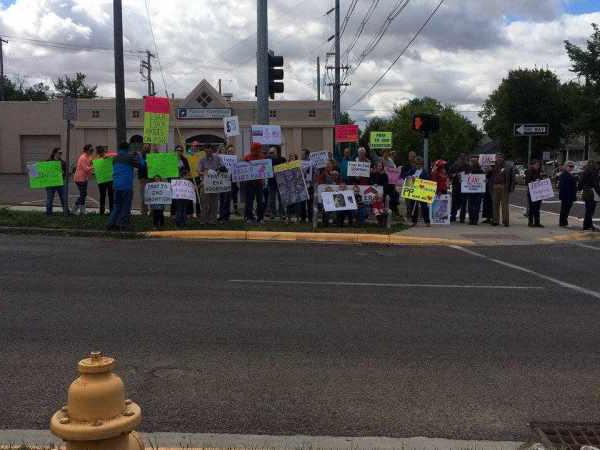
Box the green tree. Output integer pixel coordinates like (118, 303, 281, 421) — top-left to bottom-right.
(339, 111, 354, 125)
(1, 75, 51, 101)
(480, 68, 570, 160)
(53, 72, 97, 98)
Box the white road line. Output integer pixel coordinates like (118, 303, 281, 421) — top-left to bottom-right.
(574, 243, 600, 251)
(510, 203, 582, 222)
(450, 245, 600, 300)
(228, 280, 543, 290)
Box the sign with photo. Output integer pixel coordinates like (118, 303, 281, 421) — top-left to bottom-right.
(28, 161, 63, 189)
(231, 159, 274, 182)
(274, 160, 308, 207)
(301, 161, 314, 186)
(223, 116, 240, 137)
(251, 125, 282, 145)
(430, 194, 451, 225)
(318, 185, 383, 205)
(322, 190, 358, 212)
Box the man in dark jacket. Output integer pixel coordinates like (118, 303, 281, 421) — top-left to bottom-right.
(107, 142, 145, 231)
(449, 153, 468, 223)
(578, 160, 600, 231)
(466, 155, 485, 225)
(488, 153, 515, 227)
(558, 161, 577, 227)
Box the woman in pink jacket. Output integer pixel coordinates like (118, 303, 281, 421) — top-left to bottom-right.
(73, 144, 94, 215)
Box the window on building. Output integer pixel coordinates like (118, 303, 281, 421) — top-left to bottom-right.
(308, 109, 316, 118)
(132, 110, 140, 118)
(92, 111, 100, 118)
(269, 110, 277, 118)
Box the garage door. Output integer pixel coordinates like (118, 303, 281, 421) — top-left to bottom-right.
(20, 135, 61, 173)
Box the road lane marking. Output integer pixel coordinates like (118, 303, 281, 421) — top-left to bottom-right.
(574, 243, 600, 251)
(450, 245, 600, 300)
(228, 280, 543, 290)
(510, 203, 583, 222)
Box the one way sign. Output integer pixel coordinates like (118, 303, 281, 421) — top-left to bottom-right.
(514, 123, 549, 136)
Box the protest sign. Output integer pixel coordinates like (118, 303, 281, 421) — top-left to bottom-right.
(347, 161, 371, 178)
(322, 190, 358, 212)
(231, 159, 273, 182)
(528, 178, 554, 202)
(479, 154, 496, 169)
(223, 116, 240, 137)
(28, 161, 63, 189)
(335, 124, 359, 143)
(143, 96, 170, 144)
(301, 160, 314, 186)
(93, 158, 114, 184)
(461, 173, 486, 193)
(370, 131, 392, 149)
(171, 179, 197, 201)
(203, 172, 232, 194)
(430, 194, 452, 225)
(309, 150, 329, 169)
(401, 177, 437, 204)
(147, 152, 179, 178)
(275, 161, 308, 207)
(385, 167, 402, 185)
(218, 154, 238, 172)
(318, 185, 383, 205)
(144, 182, 172, 205)
(251, 125, 282, 145)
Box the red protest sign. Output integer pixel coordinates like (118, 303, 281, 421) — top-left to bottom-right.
(144, 96, 170, 114)
(335, 124, 359, 143)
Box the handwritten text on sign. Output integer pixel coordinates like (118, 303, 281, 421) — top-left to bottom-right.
(461, 173, 486, 193)
(144, 182, 172, 205)
(528, 178, 554, 202)
(171, 179, 197, 201)
(401, 178, 437, 204)
(309, 151, 329, 169)
(143, 97, 170, 145)
(203, 172, 232, 194)
(28, 161, 63, 189)
(347, 161, 371, 178)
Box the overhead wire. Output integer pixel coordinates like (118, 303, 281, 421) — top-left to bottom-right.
(342, 0, 380, 60)
(0, 35, 142, 56)
(340, 0, 360, 38)
(144, 0, 169, 96)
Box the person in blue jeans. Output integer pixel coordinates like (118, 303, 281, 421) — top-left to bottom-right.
(107, 142, 144, 231)
(45, 147, 68, 215)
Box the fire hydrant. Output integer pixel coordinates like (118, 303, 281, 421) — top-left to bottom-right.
(50, 352, 144, 450)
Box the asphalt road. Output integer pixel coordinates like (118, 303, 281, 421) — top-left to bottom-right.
(1, 235, 600, 441)
(511, 185, 598, 222)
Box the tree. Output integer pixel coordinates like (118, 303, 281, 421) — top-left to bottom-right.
(53, 72, 97, 98)
(339, 111, 354, 125)
(1, 75, 51, 101)
(480, 68, 571, 160)
(362, 97, 481, 163)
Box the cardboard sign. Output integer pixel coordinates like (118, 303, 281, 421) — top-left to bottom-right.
(251, 125, 282, 145)
(275, 162, 308, 207)
(309, 151, 329, 169)
(370, 131, 392, 149)
(231, 159, 273, 183)
(461, 173, 486, 193)
(143, 97, 170, 145)
(171, 179, 196, 201)
(528, 178, 554, 202)
(479, 154, 496, 169)
(224, 116, 240, 137)
(218, 154, 238, 172)
(401, 177, 437, 204)
(28, 161, 63, 189)
(93, 158, 114, 184)
(144, 182, 172, 205)
(203, 172, 232, 194)
(147, 152, 179, 179)
(318, 185, 383, 205)
(335, 124, 359, 143)
(385, 167, 402, 185)
(347, 161, 371, 178)
(322, 190, 358, 212)
(430, 194, 452, 225)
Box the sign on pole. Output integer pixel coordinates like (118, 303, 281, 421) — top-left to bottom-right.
(63, 96, 78, 121)
(369, 131, 392, 149)
(144, 96, 170, 144)
(513, 123, 549, 137)
(224, 116, 240, 137)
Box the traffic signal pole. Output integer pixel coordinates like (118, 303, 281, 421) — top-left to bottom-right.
(113, 0, 127, 144)
(257, 0, 269, 125)
(423, 133, 430, 171)
(527, 135, 532, 167)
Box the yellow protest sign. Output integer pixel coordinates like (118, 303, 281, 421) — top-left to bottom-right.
(401, 177, 437, 204)
(143, 97, 170, 145)
(274, 160, 301, 173)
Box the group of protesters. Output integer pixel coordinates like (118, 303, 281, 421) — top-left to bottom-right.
(44, 140, 600, 232)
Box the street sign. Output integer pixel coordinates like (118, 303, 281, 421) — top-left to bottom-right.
(542, 151, 551, 161)
(63, 96, 78, 121)
(514, 123, 549, 136)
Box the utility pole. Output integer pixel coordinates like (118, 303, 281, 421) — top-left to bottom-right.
(584, 75, 590, 160)
(113, 0, 127, 144)
(334, 0, 341, 124)
(256, 0, 269, 125)
(0, 37, 7, 102)
(218, 79, 222, 95)
(140, 50, 156, 96)
(316, 56, 321, 101)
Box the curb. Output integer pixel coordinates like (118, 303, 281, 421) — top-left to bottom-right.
(146, 230, 475, 246)
(0, 226, 143, 239)
(538, 231, 600, 243)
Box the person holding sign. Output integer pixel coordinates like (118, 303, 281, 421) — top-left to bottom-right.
(525, 160, 544, 228)
(45, 147, 68, 216)
(465, 155, 485, 225)
(489, 153, 515, 227)
(94, 146, 114, 215)
(198, 146, 225, 225)
(578, 160, 600, 231)
(73, 144, 94, 215)
(409, 157, 431, 227)
(558, 161, 578, 227)
(243, 143, 267, 224)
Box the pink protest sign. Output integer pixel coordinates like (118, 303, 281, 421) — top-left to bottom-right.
(385, 167, 402, 185)
(335, 124, 359, 143)
(144, 96, 170, 114)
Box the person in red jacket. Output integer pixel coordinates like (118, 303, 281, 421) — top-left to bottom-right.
(244, 143, 266, 223)
(430, 159, 449, 195)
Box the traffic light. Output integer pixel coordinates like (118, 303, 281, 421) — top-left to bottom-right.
(411, 113, 440, 135)
(268, 51, 284, 99)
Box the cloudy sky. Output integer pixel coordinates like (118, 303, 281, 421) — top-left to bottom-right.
(1, 0, 599, 128)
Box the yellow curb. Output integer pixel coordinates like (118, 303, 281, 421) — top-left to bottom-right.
(389, 235, 474, 246)
(246, 231, 298, 241)
(148, 230, 247, 240)
(538, 231, 600, 243)
(355, 234, 393, 244)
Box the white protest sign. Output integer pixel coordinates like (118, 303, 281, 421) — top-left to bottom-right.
(203, 171, 232, 193)
(479, 154, 496, 168)
(528, 178, 554, 202)
(231, 159, 274, 183)
(322, 190, 358, 212)
(347, 161, 371, 178)
(430, 194, 452, 225)
(251, 125, 282, 145)
(318, 184, 383, 205)
(144, 182, 172, 205)
(171, 179, 196, 201)
(461, 173, 486, 193)
(309, 151, 329, 169)
(218, 154, 238, 172)
(223, 116, 240, 137)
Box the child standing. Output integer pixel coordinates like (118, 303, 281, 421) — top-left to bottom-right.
(149, 176, 166, 230)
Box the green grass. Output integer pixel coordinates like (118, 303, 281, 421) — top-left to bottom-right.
(0, 209, 408, 235)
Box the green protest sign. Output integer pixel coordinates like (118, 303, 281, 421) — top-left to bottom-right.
(92, 158, 114, 184)
(147, 152, 179, 178)
(370, 131, 393, 149)
(28, 161, 63, 189)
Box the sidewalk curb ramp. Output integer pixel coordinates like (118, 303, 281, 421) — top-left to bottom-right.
(146, 230, 475, 246)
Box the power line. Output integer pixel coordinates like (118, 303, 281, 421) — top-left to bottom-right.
(144, 0, 169, 96)
(348, 0, 445, 109)
(342, 0, 380, 59)
(0, 34, 141, 55)
(340, 0, 359, 38)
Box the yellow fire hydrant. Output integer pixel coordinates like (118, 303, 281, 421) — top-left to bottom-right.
(50, 351, 144, 450)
